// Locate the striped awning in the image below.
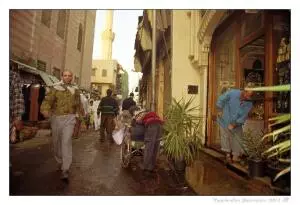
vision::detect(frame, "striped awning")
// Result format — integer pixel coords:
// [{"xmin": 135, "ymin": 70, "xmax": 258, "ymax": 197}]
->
[
  {"xmin": 39, "ymin": 72, "xmax": 60, "ymax": 86},
  {"xmin": 10, "ymin": 59, "xmax": 60, "ymax": 86}
]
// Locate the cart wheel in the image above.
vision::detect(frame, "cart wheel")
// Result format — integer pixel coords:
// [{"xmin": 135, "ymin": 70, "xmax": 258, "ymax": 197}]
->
[{"xmin": 120, "ymin": 132, "xmax": 131, "ymax": 168}]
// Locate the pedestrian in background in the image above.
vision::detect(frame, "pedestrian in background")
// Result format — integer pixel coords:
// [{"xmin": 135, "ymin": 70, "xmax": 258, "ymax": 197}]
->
[
  {"xmin": 97, "ymin": 89, "xmax": 119, "ymax": 143},
  {"xmin": 92, "ymin": 96, "xmax": 101, "ymax": 130},
  {"xmin": 88, "ymin": 100, "xmax": 94, "ymax": 130},
  {"xmin": 122, "ymin": 92, "xmax": 136, "ymax": 115}
]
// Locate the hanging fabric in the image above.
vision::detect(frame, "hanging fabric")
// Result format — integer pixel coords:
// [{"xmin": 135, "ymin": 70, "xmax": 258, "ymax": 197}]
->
[{"xmin": 29, "ymin": 84, "xmax": 40, "ymax": 122}]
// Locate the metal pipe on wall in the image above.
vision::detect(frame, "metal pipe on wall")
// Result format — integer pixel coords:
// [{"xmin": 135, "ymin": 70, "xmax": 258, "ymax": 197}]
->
[{"xmin": 151, "ymin": 10, "xmax": 157, "ymax": 112}]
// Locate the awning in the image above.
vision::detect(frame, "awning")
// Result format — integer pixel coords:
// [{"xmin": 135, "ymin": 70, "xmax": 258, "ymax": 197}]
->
[
  {"xmin": 39, "ymin": 72, "xmax": 60, "ymax": 86},
  {"xmin": 133, "ymin": 10, "xmax": 171, "ymax": 74},
  {"xmin": 10, "ymin": 59, "xmax": 60, "ymax": 86},
  {"xmin": 11, "ymin": 59, "xmax": 40, "ymax": 75},
  {"xmin": 146, "ymin": 10, "xmax": 171, "ymax": 32},
  {"xmin": 137, "ymin": 17, "xmax": 152, "ymax": 51},
  {"xmin": 134, "ymin": 56, "xmax": 142, "ymax": 73}
]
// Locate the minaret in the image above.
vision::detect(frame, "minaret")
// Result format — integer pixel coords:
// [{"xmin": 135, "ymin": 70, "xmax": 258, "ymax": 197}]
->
[{"xmin": 101, "ymin": 10, "xmax": 115, "ymax": 60}]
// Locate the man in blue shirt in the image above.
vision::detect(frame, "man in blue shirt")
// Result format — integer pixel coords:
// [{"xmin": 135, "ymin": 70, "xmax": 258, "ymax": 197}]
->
[{"xmin": 216, "ymin": 85, "xmax": 254, "ymax": 162}]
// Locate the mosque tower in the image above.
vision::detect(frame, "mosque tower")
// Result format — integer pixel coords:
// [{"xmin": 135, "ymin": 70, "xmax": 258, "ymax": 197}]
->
[{"xmin": 101, "ymin": 10, "xmax": 115, "ymax": 60}]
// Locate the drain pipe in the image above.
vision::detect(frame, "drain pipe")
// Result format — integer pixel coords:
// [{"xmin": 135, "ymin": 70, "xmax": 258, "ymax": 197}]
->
[{"xmin": 151, "ymin": 10, "xmax": 157, "ymax": 112}]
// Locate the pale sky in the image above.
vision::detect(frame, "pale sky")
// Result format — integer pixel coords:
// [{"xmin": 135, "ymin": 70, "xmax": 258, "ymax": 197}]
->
[{"xmin": 92, "ymin": 10, "xmax": 143, "ymax": 93}]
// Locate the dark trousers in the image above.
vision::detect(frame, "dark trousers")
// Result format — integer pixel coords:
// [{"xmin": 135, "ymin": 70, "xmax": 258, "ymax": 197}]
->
[
  {"xmin": 143, "ymin": 123, "xmax": 162, "ymax": 171},
  {"xmin": 100, "ymin": 114, "xmax": 116, "ymax": 142}
]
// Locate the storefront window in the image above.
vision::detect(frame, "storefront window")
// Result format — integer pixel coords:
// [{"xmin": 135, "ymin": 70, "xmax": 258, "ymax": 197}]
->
[
  {"xmin": 212, "ymin": 22, "xmax": 237, "ymax": 147},
  {"xmin": 241, "ymin": 12, "xmax": 264, "ymax": 41},
  {"xmin": 272, "ymin": 13, "xmax": 290, "ymax": 114},
  {"xmin": 215, "ymin": 22, "xmax": 237, "ymax": 101},
  {"xmin": 240, "ymin": 36, "xmax": 265, "ymax": 120}
]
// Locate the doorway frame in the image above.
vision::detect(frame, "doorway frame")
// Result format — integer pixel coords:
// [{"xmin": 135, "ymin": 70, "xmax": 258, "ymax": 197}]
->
[{"xmin": 206, "ymin": 10, "xmax": 275, "ymax": 150}]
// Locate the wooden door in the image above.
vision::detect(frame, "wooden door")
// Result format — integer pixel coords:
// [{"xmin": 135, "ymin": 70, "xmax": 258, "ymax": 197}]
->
[{"xmin": 207, "ymin": 21, "xmax": 238, "ymax": 150}]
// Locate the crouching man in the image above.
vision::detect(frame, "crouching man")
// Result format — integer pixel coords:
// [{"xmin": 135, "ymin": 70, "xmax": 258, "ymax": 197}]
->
[{"xmin": 135, "ymin": 110, "xmax": 163, "ymax": 174}]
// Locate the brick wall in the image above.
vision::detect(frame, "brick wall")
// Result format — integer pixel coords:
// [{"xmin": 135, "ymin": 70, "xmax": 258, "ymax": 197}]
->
[
  {"xmin": 80, "ymin": 11, "xmax": 96, "ymax": 89},
  {"xmin": 34, "ymin": 10, "xmax": 66, "ymax": 74},
  {"xmin": 10, "ymin": 9, "xmax": 96, "ymax": 87},
  {"xmin": 10, "ymin": 10, "xmax": 66, "ymax": 74},
  {"xmin": 64, "ymin": 10, "xmax": 85, "ymax": 79},
  {"xmin": 10, "ymin": 10, "xmax": 36, "ymax": 61}
]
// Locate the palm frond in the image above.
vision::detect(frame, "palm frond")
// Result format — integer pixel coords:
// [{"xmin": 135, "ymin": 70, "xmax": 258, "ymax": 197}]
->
[
  {"xmin": 247, "ymin": 84, "xmax": 291, "ymax": 185},
  {"xmin": 278, "ymin": 158, "xmax": 291, "ymax": 163},
  {"xmin": 267, "ymin": 151, "xmax": 280, "ymax": 159},
  {"xmin": 274, "ymin": 167, "xmax": 290, "ymax": 182},
  {"xmin": 262, "ymin": 125, "xmax": 291, "ymax": 142},
  {"xmin": 263, "ymin": 140, "xmax": 290, "ymax": 155},
  {"xmin": 163, "ymin": 96, "xmax": 203, "ymax": 164},
  {"xmin": 184, "ymin": 97, "xmax": 194, "ymax": 110},
  {"xmin": 268, "ymin": 114, "xmax": 291, "ymax": 128},
  {"xmin": 246, "ymin": 84, "xmax": 290, "ymax": 92},
  {"xmin": 268, "ymin": 114, "xmax": 291, "ymax": 122}
]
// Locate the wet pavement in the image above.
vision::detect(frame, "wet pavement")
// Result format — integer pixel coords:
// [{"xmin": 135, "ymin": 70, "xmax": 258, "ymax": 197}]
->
[
  {"xmin": 9, "ymin": 129, "xmax": 274, "ymax": 196},
  {"xmin": 186, "ymin": 153, "xmax": 274, "ymax": 195},
  {"xmin": 9, "ymin": 130, "xmax": 195, "ymax": 196}
]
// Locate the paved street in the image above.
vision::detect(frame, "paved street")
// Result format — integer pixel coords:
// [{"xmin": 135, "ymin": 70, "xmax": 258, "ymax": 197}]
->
[
  {"xmin": 9, "ymin": 129, "xmax": 274, "ymax": 196},
  {"xmin": 8, "ymin": 8, "xmax": 291, "ymax": 199},
  {"xmin": 9, "ymin": 130, "xmax": 195, "ymax": 196}
]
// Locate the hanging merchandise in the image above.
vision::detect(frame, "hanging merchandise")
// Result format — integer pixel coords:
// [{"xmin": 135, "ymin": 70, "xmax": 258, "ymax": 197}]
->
[
  {"xmin": 22, "ymin": 84, "xmax": 31, "ymax": 121},
  {"xmin": 275, "ymin": 37, "xmax": 290, "ymax": 114},
  {"xmin": 38, "ymin": 85, "xmax": 46, "ymax": 121},
  {"xmin": 10, "ymin": 126, "xmax": 17, "ymax": 143},
  {"xmin": 29, "ymin": 84, "xmax": 40, "ymax": 121}
]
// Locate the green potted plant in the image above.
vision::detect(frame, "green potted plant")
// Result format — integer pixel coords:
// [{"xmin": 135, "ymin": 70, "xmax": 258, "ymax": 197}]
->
[
  {"xmin": 162, "ymin": 97, "xmax": 203, "ymax": 172},
  {"xmin": 240, "ymin": 129, "xmax": 267, "ymax": 178},
  {"xmin": 246, "ymin": 84, "xmax": 290, "ymax": 192},
  {"xmin": 263, "ymin": 116, "xmax": 290, "ymax": 192}
]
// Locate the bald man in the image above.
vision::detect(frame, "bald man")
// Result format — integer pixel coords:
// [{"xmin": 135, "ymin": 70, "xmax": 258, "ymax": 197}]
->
[{"xmin": 41, "ymin": 70, "xmax": 83, "ymax": 181}]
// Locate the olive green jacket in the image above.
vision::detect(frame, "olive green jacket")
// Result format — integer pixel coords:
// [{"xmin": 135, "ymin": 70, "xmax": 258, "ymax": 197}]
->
[{"xmin": 41, "ymin": 84, "xmax": 82, "ymax": 117}]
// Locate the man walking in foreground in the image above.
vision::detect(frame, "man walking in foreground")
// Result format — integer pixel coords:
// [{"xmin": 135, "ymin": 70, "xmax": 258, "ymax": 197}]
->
[
  {"xmin": 216, "ymin": 83, "xmax": 254, "ymax": 163},
  {"xmin": 41, "ymin": 70, "xmax": 83, "ymax": 181},
  {"xmin": 97, "ymin": 89, "xmax": 119, "ymax": 143}
]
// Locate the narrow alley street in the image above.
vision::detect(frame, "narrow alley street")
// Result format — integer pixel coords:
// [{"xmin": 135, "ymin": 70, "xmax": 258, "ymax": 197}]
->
[
  {"xmin": 10, "ymin": 129, "xmax": 273, "ymax": 196},
  {"xmin": 9, "ymin": 130, "xmax": 196, "ymax": 196},
  {"xmin": 6, "ymin": 7, "xmax": 293, "ymax": 201}
]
